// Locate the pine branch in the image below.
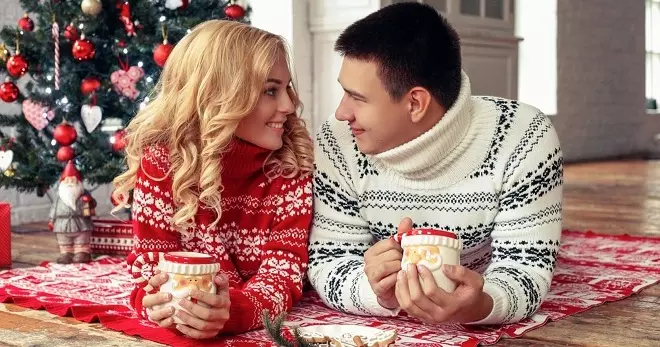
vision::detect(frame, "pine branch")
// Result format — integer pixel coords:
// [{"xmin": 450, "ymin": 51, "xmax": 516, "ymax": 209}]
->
[{"xmin": 262, "ymin": 310, "xmax": 318, "ymax": 347}]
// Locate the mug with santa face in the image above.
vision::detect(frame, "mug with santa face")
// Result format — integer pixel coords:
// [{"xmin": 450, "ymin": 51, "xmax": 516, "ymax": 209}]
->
[
  {"xmin": 395, "ymin": 229, "xmax": 462, "ymax": 293},
  {"xmin": 133, "ymin": 251, "xmax": 220, "ymax": 324}
]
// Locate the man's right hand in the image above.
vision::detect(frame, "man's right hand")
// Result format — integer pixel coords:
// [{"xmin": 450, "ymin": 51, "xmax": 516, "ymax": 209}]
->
[{"xmin": 364, "ymin": 217, "xmax": 413, "ymax": 309}]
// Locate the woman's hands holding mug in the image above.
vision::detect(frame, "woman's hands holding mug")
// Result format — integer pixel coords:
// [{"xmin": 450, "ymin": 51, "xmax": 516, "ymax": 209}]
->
[{"xmin": 143, "ymin": 270, "xmax": 231, "ymax": 339}]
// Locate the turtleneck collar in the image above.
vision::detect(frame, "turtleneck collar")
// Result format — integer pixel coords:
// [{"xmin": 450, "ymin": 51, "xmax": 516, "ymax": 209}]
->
[
  {"xmin": 369, "ymin": 71, "xmax": 498, "ymax": 188},
  {"xmin": 221, "ymin": 137, "xmax": 271, "ymax": 178}
]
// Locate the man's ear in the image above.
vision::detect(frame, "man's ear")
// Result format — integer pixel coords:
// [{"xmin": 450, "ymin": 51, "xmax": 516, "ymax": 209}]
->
[{"xmin": 407, "ymin": 87, "xmax": 432, "ymax": 123}]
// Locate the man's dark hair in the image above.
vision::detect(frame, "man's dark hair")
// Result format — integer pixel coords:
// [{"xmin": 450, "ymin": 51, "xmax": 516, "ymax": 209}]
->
[{"xmin": 335, "ymin": 2, "xmax": 462, "ymax": 110}]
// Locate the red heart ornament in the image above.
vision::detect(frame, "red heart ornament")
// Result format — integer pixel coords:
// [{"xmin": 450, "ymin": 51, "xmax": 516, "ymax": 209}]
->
[
  {"xmin": 110, "ymin": 66, "xmax": 143, "ymax": 100},
  {"xmin": 22, "ymin": 99, "xmax": 55, "ymax": 130}
]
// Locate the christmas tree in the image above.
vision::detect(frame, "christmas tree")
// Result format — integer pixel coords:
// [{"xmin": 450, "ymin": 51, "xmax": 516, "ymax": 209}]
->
[{"xmin": 0, "ymin": 0, "xmax": 249, "ymax": 198}]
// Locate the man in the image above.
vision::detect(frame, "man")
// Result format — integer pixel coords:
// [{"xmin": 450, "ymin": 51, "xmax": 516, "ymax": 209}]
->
[
  {"xmin": 48, "ymin": 160, "xmax": 96, "ymax": 264},
  {"xmin": 308, "ymin": 2, "xmax": 562, "ymax": 325}
]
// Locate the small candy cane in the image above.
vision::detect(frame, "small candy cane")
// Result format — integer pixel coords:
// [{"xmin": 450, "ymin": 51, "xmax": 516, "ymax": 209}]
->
[{"xmin": 52, "ymin": 19, "xmax": 60, "ymax": 90}]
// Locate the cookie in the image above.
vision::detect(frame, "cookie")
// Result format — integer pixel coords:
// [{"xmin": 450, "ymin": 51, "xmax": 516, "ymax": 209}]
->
[
  {"xmin": 366, "ymin": 330, "xmax": 397, "ymax": 347},
  {"xmin": 299, "ymin": 331, "xmax": 330, "ymax": 344}
]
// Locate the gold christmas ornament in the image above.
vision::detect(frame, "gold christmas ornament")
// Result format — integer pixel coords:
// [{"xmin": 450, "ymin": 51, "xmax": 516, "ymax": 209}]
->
[
  {"xmin": 0, "ymin": 43, "xmax": 9, "ymax": 63},
  {"xmin": 81, "ymin": 0, "xmax": 103, "ymax": 16},
  {"xmin": 3, "ymin": 168, "xmax": 14, "ymax": 177}
]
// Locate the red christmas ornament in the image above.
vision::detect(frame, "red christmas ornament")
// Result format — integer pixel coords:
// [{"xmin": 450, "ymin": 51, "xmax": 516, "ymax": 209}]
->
[
  {"xmin": 111, "ymin": 129, "xmax": 127, "ymax": 152},
  {"xmin": 117, "ymin": 1, "xmax": 136, "ymax": 36},
  {"xmin": 6, "ymin": 55, "xmax": 29, "ymax": 77},
  {"xmin": 72, "ymin": 37, "xmax": 96, "ymax": 61},
  {"xmin": 80, "ymin": 76, "xmax": 101, "ymax": 95},
  {"xmin": 153, "ymin": 42, "xmax": 174, "ymax": 67},
  {"xmin": 0, "ymin": 81, "xmax": 19, "ymax": 102},
  {"xmin": 53, "ymin": 122, "xmax": 77, "ymax": 146},
  {"xmin": 64, "ymin": 24, "xmax": 79, "ymax": 41},
  {"xmin": 18, "ymin": 13, "xmax": 35, "ymax": 32},
  {"xmin": 110, "ymin": 189, "xmax": 120, "ymax": 206},
  {"xmin": 56, "ymin": 146, "xmax": 75, "ymax": 161},
  {"xmin": 117, "ymin": 40, "xmax": 127, "ymax": 48},
  {"xmin": 224, "ymin": 4, "xmax": 246, "ymax": 19}
]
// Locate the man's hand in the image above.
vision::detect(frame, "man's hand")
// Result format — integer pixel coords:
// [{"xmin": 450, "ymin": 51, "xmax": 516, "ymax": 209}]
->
[
  {"xmin": 395, "ymin": 263, "xmax": 493, "ymax": 324},
  {"xmin": 364, "ymin": 217, "xmax": 412, "ymax": 309},
  {"xmin": 175, "ymin": 274, "xmax": 231, "ymax": 339}
]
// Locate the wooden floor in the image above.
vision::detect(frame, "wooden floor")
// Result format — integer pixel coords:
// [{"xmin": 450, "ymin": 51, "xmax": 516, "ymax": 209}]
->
[{"xmin": 2, "ymin": 160, "xmax": 660, "ymax": 346}]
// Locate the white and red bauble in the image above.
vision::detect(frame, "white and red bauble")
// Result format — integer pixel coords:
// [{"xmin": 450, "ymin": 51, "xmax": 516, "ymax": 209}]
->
[
  {"xmin": 6, "ymin": 55, "xmax": 28, "ymax": 77},
  {"xmin": 53, "ymin": 122, "xmax": 78, "ymax": 146},
  {"xmin": 72, "ymin": 36, "xmax": 96, "ymax": 61},
  {"xmin": 0, "ymin": 81, "xmax": 19, "ymax": 102},
  {"xmin": 56, "ymin": 146, "xmax": 75, "ymax": 161},
  {"xmin": 18, "ymin": 14, "xmax": 35, "ymax": 32}
]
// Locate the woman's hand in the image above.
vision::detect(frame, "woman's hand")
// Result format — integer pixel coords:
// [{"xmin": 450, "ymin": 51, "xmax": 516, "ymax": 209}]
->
[
  {"xmin": 174, "ymin": 274, "xmax": 231, "ymax": 339},
  {"xmin": 142, "ymin": 272, "xmax": 175, "ymax": 327}
]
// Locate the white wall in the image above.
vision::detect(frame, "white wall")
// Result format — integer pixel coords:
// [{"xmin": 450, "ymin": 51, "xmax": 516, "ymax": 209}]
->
[{"xmin": 515, "ymin": 0, "xmax": 557, "ymax": 115}]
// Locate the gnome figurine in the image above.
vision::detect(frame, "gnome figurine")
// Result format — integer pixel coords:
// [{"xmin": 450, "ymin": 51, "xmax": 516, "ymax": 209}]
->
[{"xmin": 48, "ymin": 160, "xmax": 96, "ymax": 264}]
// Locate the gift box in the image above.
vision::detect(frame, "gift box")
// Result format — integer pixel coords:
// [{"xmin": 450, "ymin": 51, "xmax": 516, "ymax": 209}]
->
[
  {"xmin": 91, "ymin": 218, "xmax": 133, "ymax": 256},
  {"xmin": 0, "ymin": 202, "xmax": 11, "ymax": 267}
]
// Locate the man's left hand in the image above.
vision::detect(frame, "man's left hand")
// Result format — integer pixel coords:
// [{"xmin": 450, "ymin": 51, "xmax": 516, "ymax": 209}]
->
[{"xmin": 395, "ymin": 263, "xmax": 493, "ymax": 324}]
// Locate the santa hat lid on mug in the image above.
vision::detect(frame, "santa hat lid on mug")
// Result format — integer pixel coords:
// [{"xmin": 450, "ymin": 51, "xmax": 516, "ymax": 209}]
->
[
  {"xmin": 60, "ymin": 160, "xmax": 82, "ymax": 182},
  {"xmin": 158, "ymin": 252, "xmax": 220, "ymax": 275},
  {"xmin": 397, "ymin": 228, "xmax": 462, "ymax": 250}
]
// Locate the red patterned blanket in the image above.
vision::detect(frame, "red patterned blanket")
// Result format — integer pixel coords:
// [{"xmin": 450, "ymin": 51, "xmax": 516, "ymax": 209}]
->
[{"xmin": 1, "ymin": 230, "xmax": 659, "ymax": 347}]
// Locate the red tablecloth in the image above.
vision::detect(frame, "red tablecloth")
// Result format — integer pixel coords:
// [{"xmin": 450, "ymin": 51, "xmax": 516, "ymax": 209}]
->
[{"xmin": 1, "ymin": 230, "xmax": 659, "ymax": 346}]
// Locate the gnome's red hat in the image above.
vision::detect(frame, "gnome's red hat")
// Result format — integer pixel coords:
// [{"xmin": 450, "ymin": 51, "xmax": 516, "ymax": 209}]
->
[{"xmin": 60, "ymin": 160, "xmax": 82, "ymax": 182}]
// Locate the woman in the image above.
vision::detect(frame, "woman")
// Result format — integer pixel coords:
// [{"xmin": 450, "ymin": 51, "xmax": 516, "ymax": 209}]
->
[{"xmin": 112, "ymin": 20, "xmax": 313, "ymax": 339}]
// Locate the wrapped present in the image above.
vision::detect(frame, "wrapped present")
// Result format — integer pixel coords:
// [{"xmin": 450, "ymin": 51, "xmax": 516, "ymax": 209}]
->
[
  {"xmin": 91, "ymin": 218, "xmax": 133, "ymax": 256},
  {"xmin": 0, "ymin": 202, "xmax": 10, "ymax": 267}
]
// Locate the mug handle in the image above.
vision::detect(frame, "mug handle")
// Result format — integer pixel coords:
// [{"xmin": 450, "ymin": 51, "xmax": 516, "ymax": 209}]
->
[{"xmin": 130, "ymin": 251, "xmax": 163, "ymax": 286}]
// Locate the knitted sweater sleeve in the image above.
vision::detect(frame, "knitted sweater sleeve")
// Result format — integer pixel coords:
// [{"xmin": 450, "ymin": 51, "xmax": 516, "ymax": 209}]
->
[
  {"xmin": 127, "ymin": 146, "xmax": 181, "ymax": 319},
  {"xmin": 308, "ymin": 121, "xmax": 399, "ymax": 317},
  {"xmin": 220, "ymin": 175, "xmax": 313, "ymax": 335},
  {"xmin": 469, "ymin": 112, "xmax": 563, "ymax": 325}
]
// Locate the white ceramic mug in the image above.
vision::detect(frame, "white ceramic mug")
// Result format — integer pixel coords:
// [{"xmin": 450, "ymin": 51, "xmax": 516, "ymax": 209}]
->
[
  {"xmin": 397, "ymin": 229, "xmax": 462, "ymax": 293},
  {"xmin": 132, "ymin": 251, "xmax": 220, "ymax": 324}
]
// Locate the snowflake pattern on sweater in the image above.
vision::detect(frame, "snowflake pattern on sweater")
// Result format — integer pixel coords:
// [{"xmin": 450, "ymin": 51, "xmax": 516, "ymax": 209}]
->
[
  {"xmin": 308, "ymin": 72, "xmax": 563, "ymax": 325},
  {"xmin": 127, "ymin": 139, "xmax": 313, "ymax": 334}
]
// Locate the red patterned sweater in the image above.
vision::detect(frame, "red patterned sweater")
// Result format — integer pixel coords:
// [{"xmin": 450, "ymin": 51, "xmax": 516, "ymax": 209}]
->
[{"xmin": 126, "ymin": 138, "xmax": 313, "ymax": 334}]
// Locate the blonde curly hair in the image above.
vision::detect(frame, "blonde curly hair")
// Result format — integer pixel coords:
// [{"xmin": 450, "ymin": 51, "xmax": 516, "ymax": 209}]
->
[{"xmin": 112, "ymin": 20, "xmax": 313, "ymax": 229}]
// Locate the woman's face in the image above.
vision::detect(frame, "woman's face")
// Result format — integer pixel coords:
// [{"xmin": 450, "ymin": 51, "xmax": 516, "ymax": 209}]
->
[{"xmin": 234, "ymin": 52, "xmax": 296, "ymax": 151}]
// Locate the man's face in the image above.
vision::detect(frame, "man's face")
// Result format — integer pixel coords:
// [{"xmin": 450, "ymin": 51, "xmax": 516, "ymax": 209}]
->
[{"xmin": 335, "ymin": 58, "xmax": 412, "ymax": 155}]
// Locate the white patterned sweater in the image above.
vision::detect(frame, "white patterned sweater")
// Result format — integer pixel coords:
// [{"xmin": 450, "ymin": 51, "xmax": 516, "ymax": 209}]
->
[{"xmin": 308, "ymin": 72, "xmax": 563, "ymax": 324}]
